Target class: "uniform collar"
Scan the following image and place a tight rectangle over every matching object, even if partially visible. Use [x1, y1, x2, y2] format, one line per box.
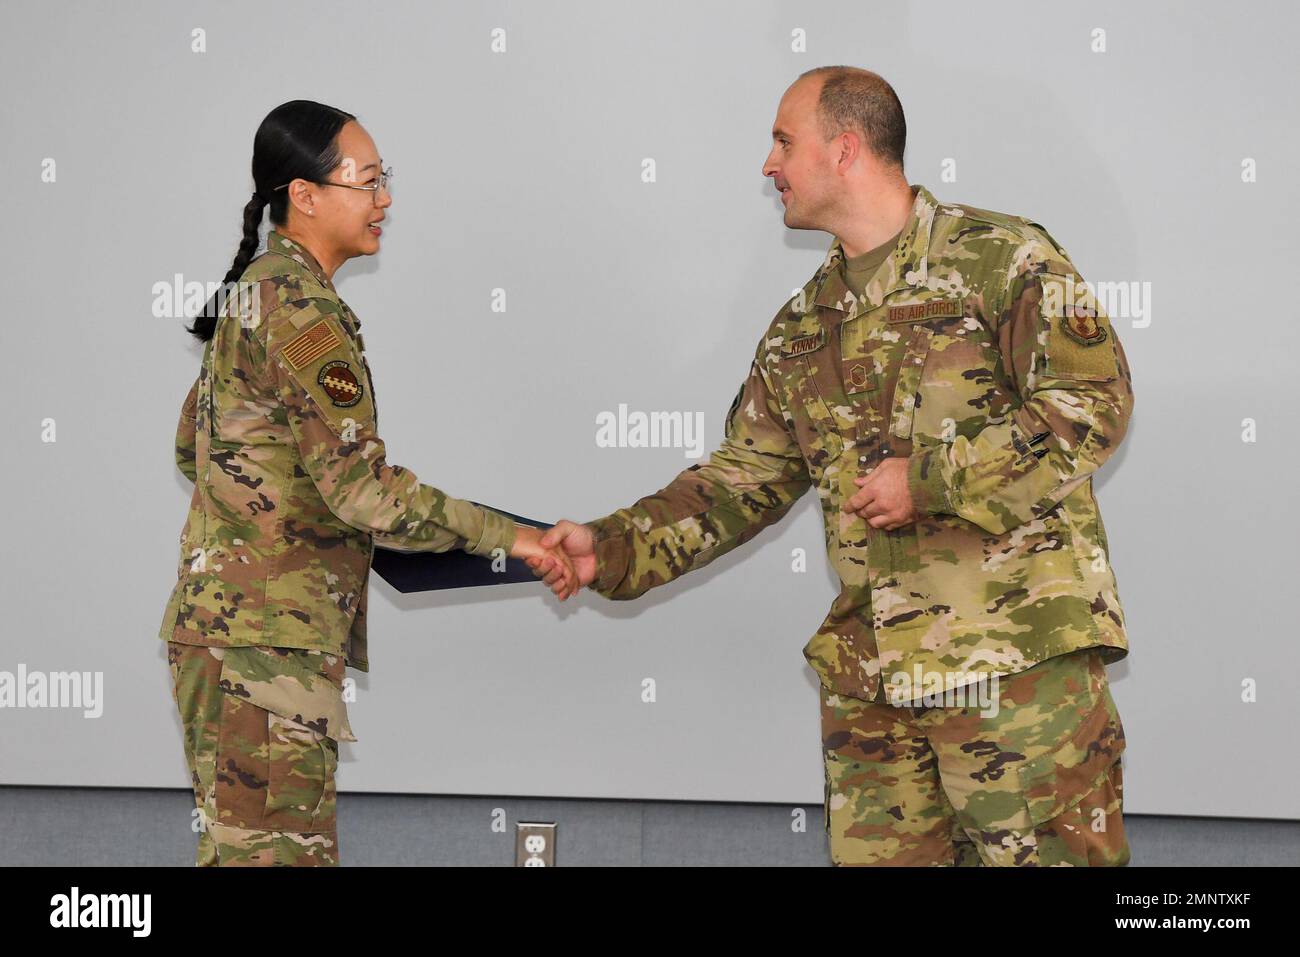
[811, 183, 939, 317]
[266, 229, 337, 295]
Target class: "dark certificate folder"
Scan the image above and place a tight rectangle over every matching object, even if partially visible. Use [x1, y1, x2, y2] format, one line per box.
[370, 505, 548, 593]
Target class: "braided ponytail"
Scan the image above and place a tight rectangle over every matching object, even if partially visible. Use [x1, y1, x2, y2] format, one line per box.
[186, 192, 266, 341]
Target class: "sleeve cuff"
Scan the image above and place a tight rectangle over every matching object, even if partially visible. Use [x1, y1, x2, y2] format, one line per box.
[585, 517, 631, 595]
[467, 507, 518, 557]
[907, 445, 951, 517]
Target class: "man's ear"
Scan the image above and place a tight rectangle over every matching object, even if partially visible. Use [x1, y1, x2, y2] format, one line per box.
[837, 130, 861, 173]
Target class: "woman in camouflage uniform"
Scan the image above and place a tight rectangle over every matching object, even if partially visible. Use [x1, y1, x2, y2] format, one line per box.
[160, 100, 577, 866]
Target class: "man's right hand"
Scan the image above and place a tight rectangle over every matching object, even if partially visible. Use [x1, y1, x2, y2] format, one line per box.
[525, 520, 597, 598]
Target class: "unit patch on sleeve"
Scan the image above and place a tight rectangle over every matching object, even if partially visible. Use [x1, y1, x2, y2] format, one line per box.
[317, 360, 364, 407]
[1060, 305, 1108, 346]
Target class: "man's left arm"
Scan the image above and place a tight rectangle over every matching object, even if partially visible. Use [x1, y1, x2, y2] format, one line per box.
[907, 243, 1135, 535]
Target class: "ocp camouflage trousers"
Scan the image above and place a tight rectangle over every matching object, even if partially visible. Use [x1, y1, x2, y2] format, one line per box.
[167, 641, 355, 867]
[820, 647, 1128, 866]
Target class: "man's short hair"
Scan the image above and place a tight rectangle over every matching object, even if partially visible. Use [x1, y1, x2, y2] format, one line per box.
[798, 66, 906, 170]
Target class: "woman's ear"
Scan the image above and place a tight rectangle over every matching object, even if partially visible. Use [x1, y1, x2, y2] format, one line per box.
[286, 179, 317, 218]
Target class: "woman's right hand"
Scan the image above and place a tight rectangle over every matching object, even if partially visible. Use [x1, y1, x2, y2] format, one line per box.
[510, 526, 580, 600]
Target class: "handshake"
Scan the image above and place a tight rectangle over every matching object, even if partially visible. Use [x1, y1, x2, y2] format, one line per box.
[508, 521, 596, 601]
[502, 456, 921, 601]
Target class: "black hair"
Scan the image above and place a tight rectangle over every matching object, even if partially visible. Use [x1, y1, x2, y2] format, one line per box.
[186, 100, 355, 341]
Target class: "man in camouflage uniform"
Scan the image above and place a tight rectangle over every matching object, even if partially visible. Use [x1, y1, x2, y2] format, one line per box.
[162, 229, 525, 865]
[536, 67, 1133, 865]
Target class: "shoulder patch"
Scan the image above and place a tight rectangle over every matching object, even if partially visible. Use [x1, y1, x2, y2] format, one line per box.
[317, 359, 364, 407]
[1040, 272, 1118, 381]
[1060, 305, 1108, 347]
[282, 319, 343, 371]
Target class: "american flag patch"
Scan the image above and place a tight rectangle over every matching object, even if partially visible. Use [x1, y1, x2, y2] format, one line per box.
[282, 320, 342, 370]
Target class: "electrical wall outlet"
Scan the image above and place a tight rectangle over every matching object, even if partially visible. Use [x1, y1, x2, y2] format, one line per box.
[515, 822, 556, 867]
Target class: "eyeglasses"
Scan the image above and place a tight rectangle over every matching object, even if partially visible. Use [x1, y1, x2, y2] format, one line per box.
[274, 166, 393, 206]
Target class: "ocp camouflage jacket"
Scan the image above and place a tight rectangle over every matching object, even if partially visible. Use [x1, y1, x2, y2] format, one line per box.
[587, 184, 1133, 703]
[159, 231, 517, 672]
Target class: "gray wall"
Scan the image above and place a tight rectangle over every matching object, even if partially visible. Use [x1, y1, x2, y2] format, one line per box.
[1, 0, 1296, 819]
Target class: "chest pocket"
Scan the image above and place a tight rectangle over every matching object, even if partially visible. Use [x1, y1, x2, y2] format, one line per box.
[775, 320, 845, 461]
[888, 325, 935, 440]
[883, 300, 1002, 447]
